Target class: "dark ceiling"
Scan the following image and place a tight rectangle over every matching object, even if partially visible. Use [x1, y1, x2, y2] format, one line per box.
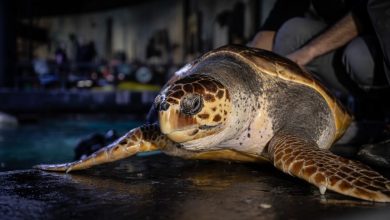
[15, 0, 157, 18]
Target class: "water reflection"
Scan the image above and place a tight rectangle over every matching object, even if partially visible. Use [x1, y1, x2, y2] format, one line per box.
[69, 173, 153, 195]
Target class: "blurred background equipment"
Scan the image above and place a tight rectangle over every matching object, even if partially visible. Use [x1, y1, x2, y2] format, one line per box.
[0, 0, 267, 116]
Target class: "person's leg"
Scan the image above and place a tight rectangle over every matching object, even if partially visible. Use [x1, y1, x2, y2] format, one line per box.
[367, 0, 390, 83]
[274, 17, 350, 95]
[342, 37, 376, 90]
[343, 35, 388, 90]
[357, 0, 390, 168]
[273, 17, 327, 55]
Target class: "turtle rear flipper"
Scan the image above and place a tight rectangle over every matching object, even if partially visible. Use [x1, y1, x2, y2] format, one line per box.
[34, 123, 167, 172]
[268, 133, 390, 202]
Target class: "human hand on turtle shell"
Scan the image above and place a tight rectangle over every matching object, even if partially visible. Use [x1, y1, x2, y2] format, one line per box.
[286, 46, 316, 67]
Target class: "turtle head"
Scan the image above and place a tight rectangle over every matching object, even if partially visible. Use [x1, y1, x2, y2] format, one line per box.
[156, 75, 232, 144]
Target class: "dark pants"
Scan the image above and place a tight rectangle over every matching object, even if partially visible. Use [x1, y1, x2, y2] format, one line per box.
[273, 17, 384, 96]
[368, 0, 390, 83]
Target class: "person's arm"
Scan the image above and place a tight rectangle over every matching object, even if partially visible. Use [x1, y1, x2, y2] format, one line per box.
[287, 12, 359, 66]
[247, 31, 275, 50]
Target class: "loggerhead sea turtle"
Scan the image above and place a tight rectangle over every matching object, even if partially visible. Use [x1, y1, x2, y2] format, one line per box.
[35, 45, 390, 202]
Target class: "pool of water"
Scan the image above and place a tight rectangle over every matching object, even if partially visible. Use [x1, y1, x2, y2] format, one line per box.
[0, 116, 142, 171]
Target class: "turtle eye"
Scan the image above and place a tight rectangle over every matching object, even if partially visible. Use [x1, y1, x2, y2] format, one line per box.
[180, 94, 203, 115]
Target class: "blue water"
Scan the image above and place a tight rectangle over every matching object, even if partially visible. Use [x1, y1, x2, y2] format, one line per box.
[0, 116, 143, 171]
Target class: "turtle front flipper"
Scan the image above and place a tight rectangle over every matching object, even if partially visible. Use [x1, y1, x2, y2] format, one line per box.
[267, 133, 390, 202]
[34, 123, 168, 173]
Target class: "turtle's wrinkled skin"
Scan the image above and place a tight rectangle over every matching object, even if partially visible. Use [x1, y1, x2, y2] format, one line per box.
[35, 45, 390, 202]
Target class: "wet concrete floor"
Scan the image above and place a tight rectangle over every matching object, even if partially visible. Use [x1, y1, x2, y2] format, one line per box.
[1, 154, 390, 220]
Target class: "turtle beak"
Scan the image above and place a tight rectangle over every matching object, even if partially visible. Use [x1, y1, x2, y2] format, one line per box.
[159, 107, 175, 134]
[159, 105, 198, 143]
